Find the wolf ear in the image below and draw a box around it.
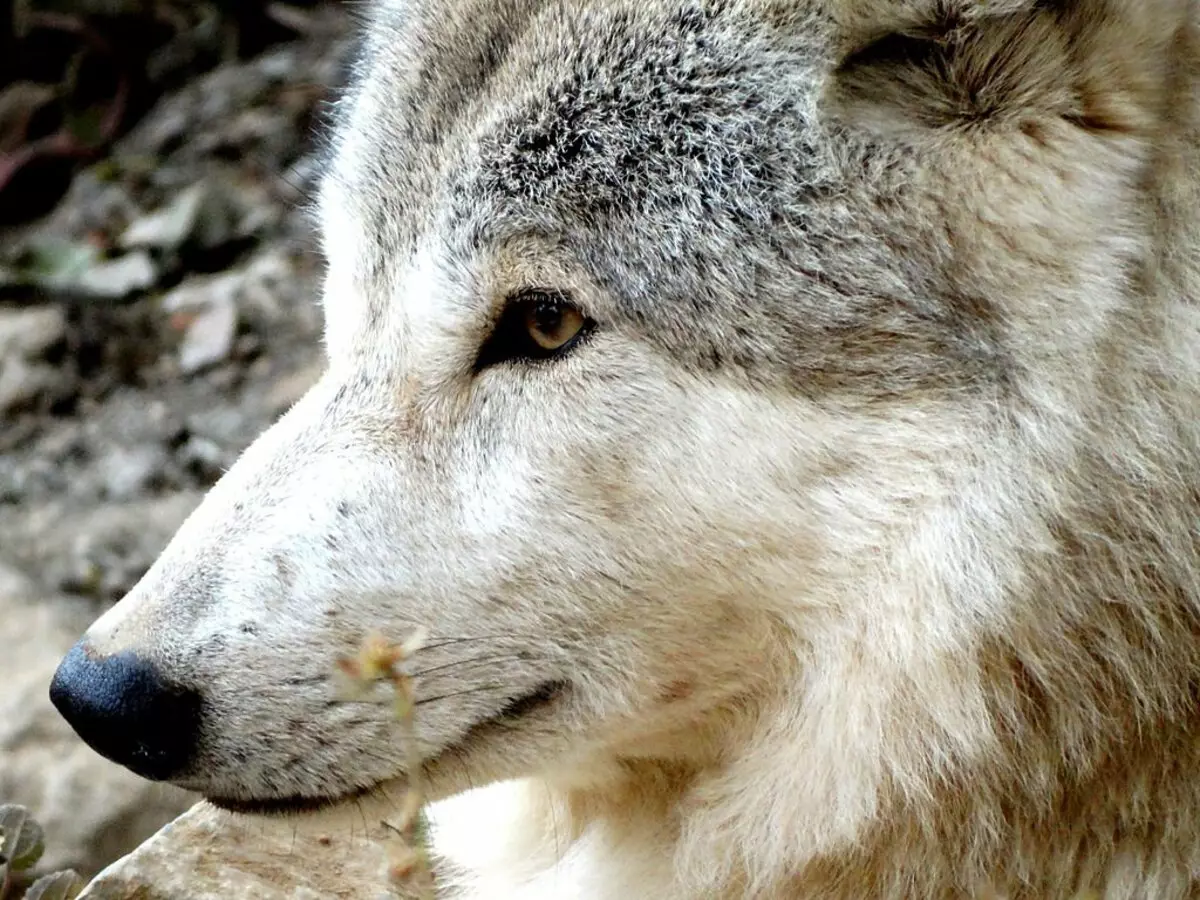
[825,0,1190,142]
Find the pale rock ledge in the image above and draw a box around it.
[78,800,417,900]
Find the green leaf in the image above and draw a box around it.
[14,237,100,292]
[0,804,45,871]
[24,870,85,900]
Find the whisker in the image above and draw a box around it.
[283,675,329,686]
[374,781,405,811]
[420,634,526,652]
[411,653,528,679]
[416,684,503,706]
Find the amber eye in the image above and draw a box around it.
[475,290,595,370]
[523,295,587,351]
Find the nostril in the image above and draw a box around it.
[49,641,203,782]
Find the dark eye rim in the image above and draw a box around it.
[474,289,597,371]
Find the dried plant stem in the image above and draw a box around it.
[337,629,435,899]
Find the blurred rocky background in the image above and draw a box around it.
[0,0,349,891]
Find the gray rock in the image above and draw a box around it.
[0,358,69,415]
[97,444,169,501]
[162,274,241,375]
[0,561,194,878]
[120,182,236,254]
[59,494,201,600]
[177,295,238,375]
[175,434,227,483]
[79,802,405,900]
[34,168,142,241]
[0,307,70,414]
[0,491,201,602]
[230,249,294,321]
[74,251,158,300]
[163,249,298,377]
[0,306,65,358]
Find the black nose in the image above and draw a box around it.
[49,641,202,781]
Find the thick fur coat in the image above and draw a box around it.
[52,1,1200,897]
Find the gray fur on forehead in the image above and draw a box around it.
[336,0,1008,399]
[474,2,831,212]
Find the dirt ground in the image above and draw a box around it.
[1,2,350,611]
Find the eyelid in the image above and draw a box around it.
[508,288,573,311]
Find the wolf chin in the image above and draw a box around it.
[48,0,1200,897]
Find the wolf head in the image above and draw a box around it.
[52,0,1200,892]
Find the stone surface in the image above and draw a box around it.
[79,802,406,900]
[0,306,70,414]
[161,249,299,376]
[0,563,195,878]
[176,293,239,375]
[0,306,65,358]
[0,491,202,602]
[0,4,347,889]
[0,356,68,415]
[74,251,158,299]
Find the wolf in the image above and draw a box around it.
[49,0,1200,897]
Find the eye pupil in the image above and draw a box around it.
[532,301,563,335]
